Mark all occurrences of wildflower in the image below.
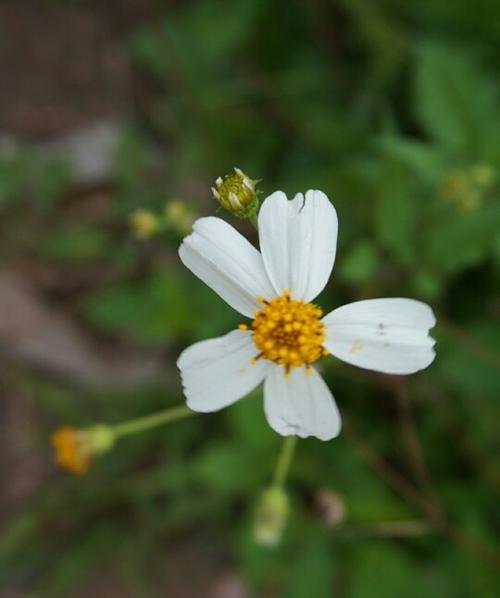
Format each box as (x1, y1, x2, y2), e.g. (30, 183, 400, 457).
(212, 167, 259, 219)
(130, 208, 160, 239)
(254, 486, 289, 546)
(177, 190, 436, 440)
(51, 424, 115, 475)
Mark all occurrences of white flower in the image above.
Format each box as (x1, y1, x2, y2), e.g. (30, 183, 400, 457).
(177, 190, 436, 441)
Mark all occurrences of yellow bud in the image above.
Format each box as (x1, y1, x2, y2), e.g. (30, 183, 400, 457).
(254, 486, 289, 547)
(212, 167, 260, 219)
(129, 209, 160, 239)
(164, 199, 196, 235)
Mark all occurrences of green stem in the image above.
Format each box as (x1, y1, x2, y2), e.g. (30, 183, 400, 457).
(112, 405, 193, 439)
(273, 435, 298, 488)
(249, 211, 259, 230)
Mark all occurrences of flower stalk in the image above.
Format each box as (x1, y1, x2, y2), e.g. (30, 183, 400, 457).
(272, 435, 298, 489)
(52, 405, 194, 475)
(253, 435, 297, 546)
(112, 405, 193, 439)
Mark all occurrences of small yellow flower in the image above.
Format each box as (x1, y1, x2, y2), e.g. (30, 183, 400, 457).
(164, 199, 196, 235)
(439, 163, 496, 212)
(51, 424, 115, 475)
(254, 486, 289, 547)
(130, 209, 160, 239)
(212, 167, 259, 219)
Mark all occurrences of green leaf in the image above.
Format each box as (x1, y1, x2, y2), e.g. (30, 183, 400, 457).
(285, 529, 334, 598)
(424, 202, 500, 272)
(41, 226, 109, 262)
(338, 240, 379, 285)
(411, 268, 443, 300)
(196, 441, 258, 494)
(350, 543, 454, 598)
(437, 320, 500, 396)
(414, 43, 499, 156)
(84, 270, 201, 344)
(376, 136, 446, 184)
(374, 166, 417, 263)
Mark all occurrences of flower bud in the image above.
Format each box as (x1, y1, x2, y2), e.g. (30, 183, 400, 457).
(129, 209, 160, 239)
(212, 168, 260, 219)
(254, 486, 289, 547)
(164, 199, 196, 236)
(51, 424, 115, 475)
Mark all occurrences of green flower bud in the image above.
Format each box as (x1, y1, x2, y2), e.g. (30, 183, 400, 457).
(164, 199, 196, 236)
(212, 167, 260, 219)
(130, 209, 160, 239)
(87, 424, 116, 455)
(254, 486, 289, 547)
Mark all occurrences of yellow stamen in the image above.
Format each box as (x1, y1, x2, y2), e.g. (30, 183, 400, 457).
(241, 291, 327, 374)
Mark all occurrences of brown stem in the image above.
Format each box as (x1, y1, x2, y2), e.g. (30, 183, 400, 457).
(394, 380, 443, 515)
(337, 520, 432, 540)
(343, 419, 500, 568)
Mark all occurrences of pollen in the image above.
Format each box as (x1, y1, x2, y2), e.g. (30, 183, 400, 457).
(246, 291, 326, 372)
(51, 426, 90, 475)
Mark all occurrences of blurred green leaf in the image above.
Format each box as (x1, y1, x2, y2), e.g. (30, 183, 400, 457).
(374, 166, 417, 263)
(85, 270, 200, 344)
(41, 226, 109, 262)
(350, 543, 455, 598)
(338, 240, 379, 285)
(197, 441, 259, 494)
(424, 202, 500, 273)
(376, 136, 446, 184)
(437, 320, 500, 396)
(415, 43, 499, 157)
(285, 528, 334, 598)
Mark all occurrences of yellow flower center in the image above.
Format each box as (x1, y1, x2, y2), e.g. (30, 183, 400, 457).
(51, 426, 90, 475)
(240, 291, 328, 375)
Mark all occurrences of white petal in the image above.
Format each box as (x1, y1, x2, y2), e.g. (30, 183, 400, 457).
(258, 190, 338, 302)
(177, 330, 271, 412)
(264, 366, 341, 441)
(179, 217, 275, 317)
(323, 298, 436, 375)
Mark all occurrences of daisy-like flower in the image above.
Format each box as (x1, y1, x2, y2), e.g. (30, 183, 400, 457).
(177, 190, 436, 440)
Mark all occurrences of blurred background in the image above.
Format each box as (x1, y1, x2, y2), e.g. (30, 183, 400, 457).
(1, 1, 499, 596)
